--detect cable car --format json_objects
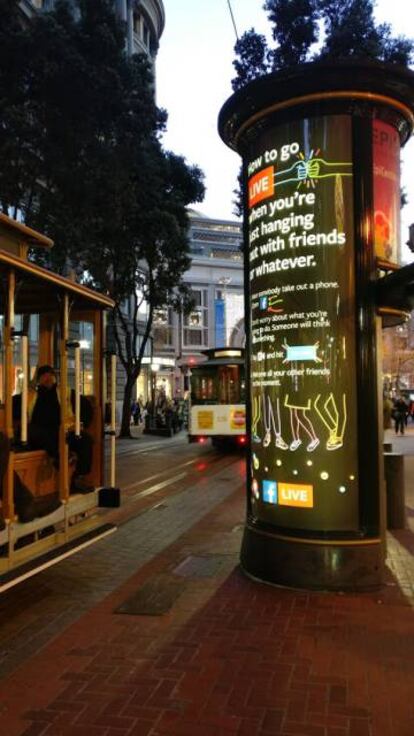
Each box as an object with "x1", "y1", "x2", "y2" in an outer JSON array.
[
  {"x1": 0, "y1": 213, "x2": 119, "y2": 592},
  {"x1": 188, "y1": 347, "x2": 246, "y2": 448}
]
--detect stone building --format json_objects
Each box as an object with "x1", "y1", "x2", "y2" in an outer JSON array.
[
  {"x1": 150, "y1": 211, "x2": 245, "y2": 399},
  {"x1": 20, "y1": 0, "x2": 165, "y2": 62},
  {"x1": 19, "y1": 0, "x2": 166, "y2": 412}
]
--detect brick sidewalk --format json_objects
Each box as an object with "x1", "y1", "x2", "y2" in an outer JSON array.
[
  {"x1": 1, "y1": 431, "x2": 414, "y2": 736},
  {"x1": 0, "y1": 477, "x2": 414, "y2": 735},
  {"x1": 0, "y1": 453, "x2": 241, "y2": 680}
]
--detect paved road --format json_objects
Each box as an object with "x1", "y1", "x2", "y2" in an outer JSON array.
[{"x1": 0, "y1": 433, "x2": 245, "y2": 680}]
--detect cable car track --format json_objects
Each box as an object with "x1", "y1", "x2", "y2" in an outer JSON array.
[{"x1": 0, "y1": 449, "x2": 244, "y2": 680}]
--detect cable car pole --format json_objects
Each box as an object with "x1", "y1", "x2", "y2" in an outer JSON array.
[
  {"x1": 110, "y1": 353, "x2": 117, "y2": 489},
  {"x1": 74, "y1": 345, "x2": 81, "y2": 438},
  {"x1": 4, "y1": 269, "x2": 15, "y2": 522},
  {"x1": 20, "y1": 335, "x2": 28, "y2": 446}
]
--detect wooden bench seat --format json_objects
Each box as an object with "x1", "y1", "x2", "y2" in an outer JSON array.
[
  {"x1": 14, "y1": 448, "x2": 80, "y2": 498},
  {"x1": 14, "y1": 449, "x2": 58, "y2": 497}
]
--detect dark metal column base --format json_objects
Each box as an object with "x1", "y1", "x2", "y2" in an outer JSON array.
[{"x1": 240, "y1": 524, "x2": 384, "y2": 591}]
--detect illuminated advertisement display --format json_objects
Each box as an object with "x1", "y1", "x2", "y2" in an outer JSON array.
[
  {"x1": 248, "y1": 115, "x2": 359, "y2": 531},
  {"x1": 190, "y1": 405, "x2": 246, "y2": 435},
  {"x1": 373, "y1": 119, "x2": 401, "y2": 264}
]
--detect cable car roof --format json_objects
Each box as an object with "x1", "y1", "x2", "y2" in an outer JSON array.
[
  {"x1": 192, "y1": 348, "x2": 245, "y2": 368},
  {"x1": 0, "y1": 249, "x2": 115, "y2": 311},
  {"x1": 0, "y1": 213, "x2": 53, "y2": 250},
  {"x1": 201, "y1": 348, "x2": 244, "y2": 360},
  {"x1": 193, "y1": 358, "x2": 245, "y2": 368}
]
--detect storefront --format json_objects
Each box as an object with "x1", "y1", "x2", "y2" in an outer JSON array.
[{"x1": 140, "y1": 356, "x2": 176, "y2": 401}]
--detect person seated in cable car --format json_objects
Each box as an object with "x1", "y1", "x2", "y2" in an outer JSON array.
[{"x1": 28, "y1": 365, "x2": 93, "y2": 493}]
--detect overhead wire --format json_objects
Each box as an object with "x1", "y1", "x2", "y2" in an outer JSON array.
[{"x1": 226, "y1": 0, "x2": 239, "y2": 40}]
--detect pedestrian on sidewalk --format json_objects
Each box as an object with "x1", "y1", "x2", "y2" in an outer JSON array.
[
  {"x1": 393, "y1": 395, "x2": 408, "y2": 435},
  {"x1": 131, "y1": 400, "x2": 141, "y2": 426}
]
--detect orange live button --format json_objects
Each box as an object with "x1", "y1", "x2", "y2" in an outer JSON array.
[
  {"x1": 248, "y1": 166, "x2": 274, "y2": 207},
  {"x1": 278, "y1": 482, "x2": 314, "y2": 508}
]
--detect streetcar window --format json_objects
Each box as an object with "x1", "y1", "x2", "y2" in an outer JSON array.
[
  {"x1": 28, "y1": 315, "x2": 40, "y2": 385},
  {"x1": 191, "y1": 362, "x2": 245, "y2": 405},
  {"x1": 218, "y1": 365, "x2": 242, "y2": 404},
  {"x1": 13, "y1": 314, "x2": 39, "y2": 396},
  {"x1": 191, "y1": 369, "x2": 217, "y2": 403},
  {"x1": 12, "y1": 315, "x2": 23, "y2": 395},
  {"x1": 70, "y1": 320, "x2": 95, "y2": 395}
]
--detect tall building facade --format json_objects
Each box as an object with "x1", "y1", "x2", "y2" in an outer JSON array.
[
  {"x1": 20, "y1": 1, "x2": 165, "y2": 61},
  {"x1": 19, "y1": 0, "x2": 166, "y2": 412},
  {"x1": 115, "y1": 0, "x2": 165, "y2": 59}
]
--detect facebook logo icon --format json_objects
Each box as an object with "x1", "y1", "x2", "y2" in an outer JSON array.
[{"x1": 263, "y1": 480, "x2": 278, "y2": 504}]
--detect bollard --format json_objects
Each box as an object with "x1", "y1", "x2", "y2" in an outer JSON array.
[{"x1": 384, "y1": 452, "x2": 406, "y2": 529}]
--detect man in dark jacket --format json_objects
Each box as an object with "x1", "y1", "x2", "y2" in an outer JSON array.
[
  {"x1": 28, "y1": 365, "x2": 93, "y2": 492},
  {"x1": 393, "y1": 396, "x2": 408, "y2": 436}
]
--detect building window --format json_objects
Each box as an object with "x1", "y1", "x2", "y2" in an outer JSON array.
[
  {"x1": 133, "y1": 12, "x2": 151, "y2": 50},
  {"x1": 133, "y1": 12, "x2": 141, "y2": 35},
  {"x1": 143, "y1": 21, "x2": 151, "y2": 49},
  {"x1": 154, "y1": 308, "x2": 168, "y2": 325},
  {"x1": 153, "y1": 308, "x2": 173, "y2": 348},
  {"x1": 184, "y1": 289, "x2": 208, "y2": 347}
]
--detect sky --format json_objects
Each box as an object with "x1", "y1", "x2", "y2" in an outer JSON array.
[{"x1": 156, "y1": 0, "x2": 414, "y2": 260}]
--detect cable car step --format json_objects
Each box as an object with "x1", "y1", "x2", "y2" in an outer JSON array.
[{"x1": 0, "y1": 522, "x2": 116, "y2": 593}]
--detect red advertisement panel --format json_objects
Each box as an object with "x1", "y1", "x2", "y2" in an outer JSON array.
[{"x1": 373, "y1": 120, "x2": 401, "y2": 264}]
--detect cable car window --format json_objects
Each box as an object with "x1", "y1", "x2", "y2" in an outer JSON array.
[
  {"x1": 13, "y1": 314, "x2": 39, "y2": 396},
  {"x1": 191, "y1": 369, "x2": 217, "y2": 404},
  {"x1": 13, "y1": 315, "x2": 23, "y2": 395},
  {"x1": 29, "y1": 315, "x2": 39, "y2": 381},
  {"x1": 70, "y1": 321, "x2": 95, "y2": 395},
  {"x1": 218, "y1": 365, "x2": 241, "y2": 404}
]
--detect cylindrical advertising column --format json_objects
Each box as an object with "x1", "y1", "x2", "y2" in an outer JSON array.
[{"x1": 219, "y1": 61, "x2": 414, "y2": 590}]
